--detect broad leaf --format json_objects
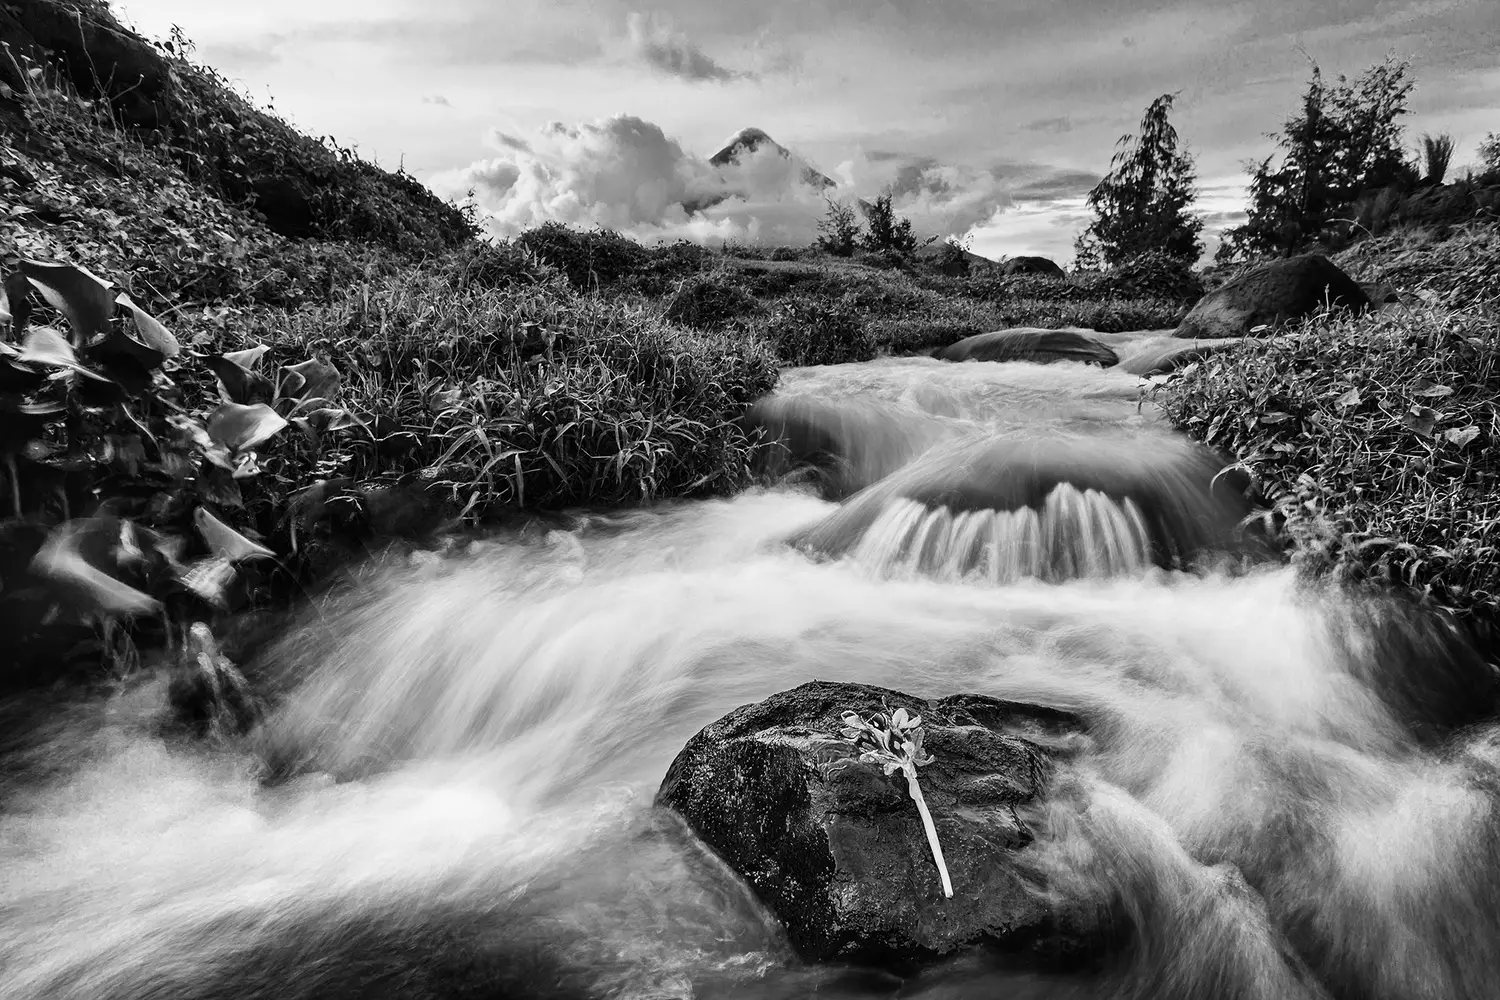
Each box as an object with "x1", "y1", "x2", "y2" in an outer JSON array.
[
  {"x1": 222, "y1": 344, "x2": 270, "y2": 371},
  {"x1": 176, "y1": 555, "x2": 238, "y2": 608},
  {"x1": 16, "y1": 327, "x2": 115, "y2": 383},
  {"x1": 115, "y1": 292, "x2": 181, "y2": 359},
  {"x1": 1334, "y1": 388, "x2": 1361, "y2": 409},
  {"x1": 31, "y1": 518, "x2": 162, "y2": 618},
  {"x1": 204, "y1": 354, "x2": 273, "y2": 404},
  {"x1": 207, "y1": 402, "x2": 287, "y2": 452},
  {"x1": 1445, "y1": 425, "x2": 1480, "y2": 447},
  {"x1": 195, "y1": 507, "x2": 275, "y2": 561},
  {"x1": 278, "y1": 358, "x2": 340, "y2": 406},
  {"x1": 1412, "y1": 378, "x2": 1454, "y2": 399},
  {"x1": 20, "y1": 259, "x2": 115, "y2": 343},
  {"x1": 2, "y1": 270, "x2": 30, "y2": 334},
  {"x1": 1259, "y1": 412, "x2": 1294, "y2": 425},
  {"x1": 1401, "y1": 405, "x2": 1439, "y2": 437}
]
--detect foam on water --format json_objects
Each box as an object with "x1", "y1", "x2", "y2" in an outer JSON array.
[{"x1": 3, "y1": 355, "x2": 1498, "y2": 999}]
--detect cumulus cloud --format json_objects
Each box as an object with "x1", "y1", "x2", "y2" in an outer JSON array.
[
  {"x1": 431, "y1": 114, "x2": 1097, "y2": 250},
  {"x1": 626, "y1": 12, "x2": 742, "y2": 83}
]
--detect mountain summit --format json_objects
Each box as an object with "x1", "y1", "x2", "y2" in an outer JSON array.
[{"x1": 710, "y1": 127, "x2": 836, "y2": 190}]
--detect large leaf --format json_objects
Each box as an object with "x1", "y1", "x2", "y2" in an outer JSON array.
[
  {"x1": 194, "y1": 507, "x2": 275, "y2": 562},
  {"x1": 16, "y1": 327, "x2": 113, "y2": 382},
  {"x1": 19, "y1": 260, "x2": 115, "y2": 344},
  {"x1": 0, "y1": 397, "x2": 64, "y2": 452},
  {"x1": 222, "y1": 344, "x2": 270, "y2": 371},
  {"x1": 2, "y1": 270, "x2": 30, "y2": 335},
  {"x1": 1445, "y1": 425, "x2": 1480, "y2": 448},
  {"x1": 1401, "y1": 405, "x2": 1439, "y2": 438},
  {"x1": 31, "y1": 518, "x2": 162, "y2": 618},
  {"x1": 204, "y1": 354, "x2": 273, "y2": 404},
  {"x1": 207, "y1": 402, "x2": 287, "y2": 452},
  {"x1": 115, "y1": 292, "x2": 181, "y2": 359},
  {"x1": 278, "y1": 358, "x2": 341, "y2": 407},
  {"x1": 176, "y1": 556, "x2": 238, "y2": 608}
]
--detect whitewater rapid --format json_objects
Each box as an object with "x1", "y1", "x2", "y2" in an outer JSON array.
[{"x1": 3, "y1": 352, "x2": 1497, "y2": 1000}]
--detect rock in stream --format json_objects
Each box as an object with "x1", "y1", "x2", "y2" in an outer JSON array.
[{"x1": 656, "y1": 680, "x2": 1098, "y2": 967}]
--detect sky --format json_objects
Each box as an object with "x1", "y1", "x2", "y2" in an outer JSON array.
[{"x1": 113, "y1": 0, "x2": 1500, "y2": 265}]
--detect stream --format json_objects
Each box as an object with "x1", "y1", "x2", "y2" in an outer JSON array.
[{"x1": 4, "y1": 333, "x2": 1499, "y2": 999}]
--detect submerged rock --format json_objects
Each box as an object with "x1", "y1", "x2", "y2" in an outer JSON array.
[
  {"x1": 657, "y1": 680, "x2": 1094, "y2": 966},
  {"x1": 935, "y1": 328, "x2": 1119, "y2": 367},
  {"x1": 1174, "y1": 254, "x2": 1369, "y2": 339}
]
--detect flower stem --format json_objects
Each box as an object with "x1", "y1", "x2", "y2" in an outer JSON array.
[{"x1": 905, "y1": 766, "x2": 953, "y2": 898}]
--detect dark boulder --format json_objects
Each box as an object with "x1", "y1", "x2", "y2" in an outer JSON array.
[
  {"x1": 1118, "y1": 338, "x2": 1245, "y2": 376},
  {"x1": 999, "y1": 256, "x2": 1067, "y2": 279},
  {"x1": 935, "y1": 328, "x2": 1118, "y2": 367},
  {"x1": 1174, "y1": 254, "x2": 1369, "y2": 339},
  {"x1": 657, "y1": 680, "x2": 1096, "y2": 966}
]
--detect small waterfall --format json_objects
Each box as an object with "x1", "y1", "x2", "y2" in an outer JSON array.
[{"x1": 849, "y1": 486, "x2": 1154, "y2": 584}]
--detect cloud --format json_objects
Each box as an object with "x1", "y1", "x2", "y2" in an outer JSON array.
[
  {"x1": 626, "y1": 11, "x2": 743, "y2": 83},
  {"x1": 421, "y1": 94, "x2": 452, "y2": 106},
  {"x1": 429, "y1": 114, "x2": 1054, "y2": 247},
  {"x1": 1025, "y1": 116, "x2": 1074, "y2": 134}
]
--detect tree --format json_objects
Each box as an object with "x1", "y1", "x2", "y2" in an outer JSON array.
[
  {"x1": 816, "y1": 197, "x2": 862, "y2": 257},
  {"x1": 1219, "y1": 57, "x2": 1415, "y2": 261},
  {"x1": 1478, "y1": 133, "x2": 1500, "y2": 176},
  {"x1": 860, "y1": 194, "x2": 919, "y2": 257},
  {"x1": 1075, "y1": 93, "x2": 1204, "y2": 268}
]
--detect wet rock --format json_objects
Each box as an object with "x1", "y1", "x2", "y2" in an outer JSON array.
[
  {"x1": 657, "y1": 680, "x2": 1094, "y2": 966},
  {"x1": 1174, "y1": 254, "x2": 1369, "y2": 339},
  {"x1": 935, "y1": 328, "x2": 1118, "y2": 367},
  {"x1": 998, "y1": 256, "x2": 1067, "y2": 279},
  {"x1": 1117, "y1": 337, "x2": 1246, "y2": 376}
]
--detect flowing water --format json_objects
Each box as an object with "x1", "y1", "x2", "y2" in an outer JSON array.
[{"x1": 4, "y1": 348, "x2": 1500, "y2": 1000}]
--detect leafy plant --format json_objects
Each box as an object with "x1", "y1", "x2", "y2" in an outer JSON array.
[
  {"x1": 860, "y1": 195, "x2": 920, "y2": 258},
  {"x1": 1478, "y1": 132, "x2": 1500, "y2": 177},
  {"x1": 816, "y1": 197, "x2": 863, "y2": 257},
  {"x1": 756, "y1": 294, "x2": 876, "y2": 366},
  {"x1": 1420, "y1": 133, "x2": 1456, "y2": 185},
  {"x1": 1220, "y1": 57, "x2": 1416, "y2": 260},
  {"x1": 832, "y1": 707, "x2": 953, "y2": 898},
  {"x1": 1075, "y1": 93, "x2": 1204, "y2": 267}
]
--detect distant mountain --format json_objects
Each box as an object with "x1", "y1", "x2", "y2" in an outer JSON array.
[{"x1": 708, "y1": 127, "x2": 837, "y2": 191}]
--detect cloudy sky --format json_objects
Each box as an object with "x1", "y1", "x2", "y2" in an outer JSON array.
[{"x1": 115, "y1": 0, "x2": 1499, "y2": 264}]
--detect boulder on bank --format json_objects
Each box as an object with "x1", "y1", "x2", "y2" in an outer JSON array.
[
  {"x1": 999, "y1": 256, "x2": 1067, "y2": 279},
  {"x1": 1174, "y1": 254, "x2": 1369, "y2": 339},
  {"x1": 1118, "y1": 338, "x2": 1245, "y2": 376},
  {"x1": 657, "y1": 680, "x2": 1094, "y2": 966},
  {"x1": 935, "y1": 328, "x2": 1119, "y2": 367}
]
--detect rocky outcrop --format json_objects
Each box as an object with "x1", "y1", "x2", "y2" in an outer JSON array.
[
  {"x1": 935, "y1": 328, "x2": 1118, "y2": 367},
  {"x1": 999, "y1": 256, "x2": 1067, "y2": 279},
  {"x1": 1174, "y1": 254, "x2": 1369, "y2": 339},
  {"x1": 657, "y1": 680, "x2": 1097, "y2": 966}
]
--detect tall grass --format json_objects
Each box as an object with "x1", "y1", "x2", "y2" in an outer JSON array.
[{"x1": 1157, "y1": 300, "x2": 1500, "y2": 624}]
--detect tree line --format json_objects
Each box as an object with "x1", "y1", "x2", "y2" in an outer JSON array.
[{"x1": 820, "y1": 57, "x2": 1500, "y2": 269}]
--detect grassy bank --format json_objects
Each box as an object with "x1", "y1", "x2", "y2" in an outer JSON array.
[
  {"x1": 0, "y1": 5, "x2": 785, "y2": 686},
  {"x1": 1156, "y1": 227, "x2": 1500, "y2": 629}
]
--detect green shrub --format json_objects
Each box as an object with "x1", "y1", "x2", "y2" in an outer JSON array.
[
  {"x1": 1109, "y1": 250, "x2": 1206, "y2": 302},
  {"x1": 1156, "y1": 304, "x2": 1500, "y2": 624},
  {"x1": 514, "y1": 223, "x2": 650, "y2": 290},
  {"x1": 757, "y1": 294, "x2": 877, "y2": 366},
  {"x1": 663, "y1": 274, "x2": 762, "y2": 329}
]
